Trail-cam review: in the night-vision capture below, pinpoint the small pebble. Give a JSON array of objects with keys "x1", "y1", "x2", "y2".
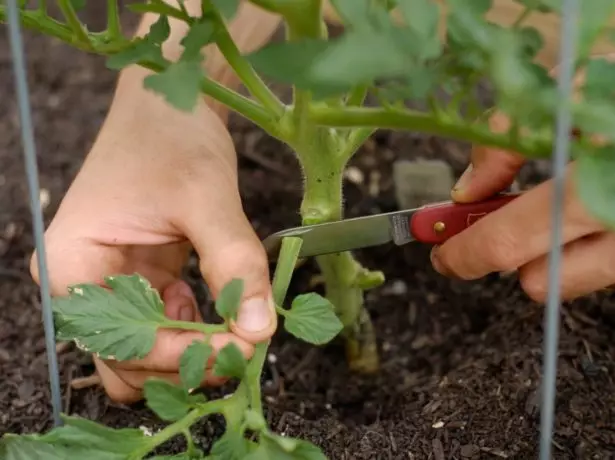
[
  {"x1": 344, "y1": 166, "x2": 364, "y2": 184},
  {"x1": 393, "y1": 159, "x2": 454, "y2": 209},
  {"x1": 383, "y1": 279, "x2": 408, "y2": 296},
  {"x1": 39, "y1": 188, "x2": 50, "y2": 210},
  {"x1": 432, "y1": 421, "x2": 444, "y2": 429}
]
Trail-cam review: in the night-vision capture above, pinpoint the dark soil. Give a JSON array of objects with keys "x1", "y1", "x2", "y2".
[{"x1": 2, "y1": 6, "x2": 615, "y2": 460}]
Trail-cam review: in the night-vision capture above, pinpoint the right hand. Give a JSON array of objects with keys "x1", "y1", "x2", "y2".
[{"x1": 30, "y1": 67, "x2": 277, "y2": 403}]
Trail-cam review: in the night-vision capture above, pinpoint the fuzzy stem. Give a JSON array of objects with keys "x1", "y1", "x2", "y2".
[
  {"x1": 234, "y1": 237, "x2": 304, "y2": 419},
  {"x1": 57, "y1": 0, "x2": 89, "y2": 44},
  {"x1": 135, "y1": 399, "x2": 227, "y2": 457},
  {"x1": 213, "y1": 11, "x2": 285, "y2": 117},
  {"x1": 295, "y1": 132, "x2": 381, "y2": 373},
  {"x1": 309, "y1": 105, "x2": 553, "y2": 158},
  {"x1": 163, "y1": 320, "x2": 228, "y2": 335},
  {"x1": 38, "y1": 0, "x2": 46, "y2": 14}
]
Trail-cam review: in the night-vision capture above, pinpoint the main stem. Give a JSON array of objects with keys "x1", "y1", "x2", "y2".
[{"x1": 293, "y1": 131, "x2": 380, "y2": 373}]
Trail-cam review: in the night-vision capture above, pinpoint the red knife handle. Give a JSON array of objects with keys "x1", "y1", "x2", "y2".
[{"x1": 409, "y1": 193, "x2": 521, "y2": 244}]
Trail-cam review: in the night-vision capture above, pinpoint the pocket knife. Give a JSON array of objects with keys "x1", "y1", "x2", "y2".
[{"x1": 262, "y1": 193, "x2": 520, "y2": 260}]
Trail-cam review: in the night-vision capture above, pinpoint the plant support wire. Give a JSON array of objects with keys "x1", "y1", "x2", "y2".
[
  {"x1": 5, "y1": 0, "x2": 63, "y2": 427},
  {"x1": 539, "y1": 0, "x2": 578, "y2": 458}
]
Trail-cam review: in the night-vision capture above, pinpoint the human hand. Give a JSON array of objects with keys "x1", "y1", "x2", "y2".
[
  {"x1": 30, "y1": 66, "x2": 277, "y2": 403},
  {"x1": 429, "y1": 111, "x2": 613, "y2": 302}
]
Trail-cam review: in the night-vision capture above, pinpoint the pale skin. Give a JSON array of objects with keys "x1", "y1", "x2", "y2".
[{"x1": 30, "y1": 1, "x2": 615, "y2": 403}]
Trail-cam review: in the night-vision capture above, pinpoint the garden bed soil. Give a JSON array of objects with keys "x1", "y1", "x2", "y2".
[{"x1": 1, "y1": 7, "x2": 615, "y2": 459}]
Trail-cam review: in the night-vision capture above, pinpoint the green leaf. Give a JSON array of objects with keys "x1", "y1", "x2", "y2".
[
  {"x1": 52, "y1": 274, "x2": 168, "y2": 361},
  {"x1": 307, "y1": 31, "x2": 410, "y2": 85},
  {"x1": 247, "y1": 38, "x2": 350, "y2": 97},
  {"x1": 215, "y1": 278, "x2": 244, "y2": 321},
  {"x1": 398, "y1": 0, "x2": 440, "y2": 44},
  {"x1": 150, "y1": 15, "x2": 171, "y2": 42},
  {"x1": 329, "y1": 0, "x2": 372, "y2": 31},
  {"x1": 583, "y1": 58, "x2": 615, "y2": 102},
  {"x1": 518, "y1": 26, "x2": 543, "y2": 58},
  {"x1": 210, "y1": 430, "x2": 251, "y2": 459},
  {"x1": 106, "y1": 15, "x2": 170, "y2": 70},
  {"x1": 180, "y1": 19, "x2": 215, "y2": 61},
  {"x1": 246, "y1": 432, "x2": 326, "y2": 459},
  {"x1": 1, "y1": 435, "x2": 124, "y2": 460},
  {"x1": 212, "y1": 342, "x2": 247, "y2": 379},
  {"x1": 179, "y1": 340, "x2": 213, "y2": 391},
  {"x1": 127, "y1": 0, "x2": 190, "y2": 21},
  {"x1": 576, "y1": 148, "x2": 615, "y2": 227},
  {"x1": 143, "y1": 378, "x2": 205, "y2": 421},
  {"x1": 2, "y1": 436, "x2": 64, "y2": 460},
  {"x1": 577, "y1": 0, "x2": 615, "y2": 60},
  {"x1": 212, "y1": 0, "x2": 240, "y2": 20},
  {"x1": 283, "y1": 293, "x2": 343, "y2": 345},
  {"x1": 39, "y1": 415, "x2": 147, "y2": 451},
  {"x1": 144, "y1": 59, "x2": 203, "y2": 111}
]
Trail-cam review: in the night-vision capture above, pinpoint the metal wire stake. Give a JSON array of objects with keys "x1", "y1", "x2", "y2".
[
  {"x1": 539, "y1": 0, "x2": 578, "y2": 457},
  {"x1": 5, "y1": 0, "x2": 63, "y2": 427}
]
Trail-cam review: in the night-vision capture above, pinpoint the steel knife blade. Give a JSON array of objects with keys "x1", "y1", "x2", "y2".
[{"x1": 262, "y1": 193, "x2": 521, "y2": 260}]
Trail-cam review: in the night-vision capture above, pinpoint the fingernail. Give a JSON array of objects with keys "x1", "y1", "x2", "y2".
[
  {"x1": 236, "y1": 297, "x2": 272, "y2": 333},
  {"x1": 179, "y1": 305, "x2": 194, "y2": 322},
  {"x1": 452, "y1": 164, "x2": 474, "y2": 193}
]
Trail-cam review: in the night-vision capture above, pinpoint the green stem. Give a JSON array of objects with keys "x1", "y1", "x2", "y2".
[
  {"x1": 309, "y1": 106, "x2": 553, "y2": 158},
  {"x1": 346, "y1": 85, "x2": 369, "y2": 107},
  {"x1": 272, "y1": 237, "x2": 304, "y2": 306},
  {"x1": 163, "y1": 320, "x2": 228, "y2": 335},
  {"x1": 0, "y1": 8, "x2": 75, "y2": 44},
  {"x1": 341, "y1": 127, "x2": 376, "y2": 162},
  {"x1": 182, "y1": 429, "x2": 198, "y2": 456},
  {"x1": 137, "y1": 60, "x2": 280, "y2": 136},
  {"x1": 296, "y1": 135, "x2": 381, "y2": 373},
  {"x1": 106, "y1": 0, "x2": 121, "y2": 39},
  {"x1": 213, "y1": 12, "x2": 285, "y2": 117},
  {"x1": 135, "y1": 400, "x2": 227, "y2": 457},
  {"x1": 57, "y1": 0, "x2": 89, "y2": 44},
  {"x1": 199, "y1": 78, "x2": 280, "y2": 135},
  {"x1": 38, "y1": 0, "x2": 46, "y2": 14},
  {"x1": 245, "y1": 237, "x2": 304, "y2": 415}
]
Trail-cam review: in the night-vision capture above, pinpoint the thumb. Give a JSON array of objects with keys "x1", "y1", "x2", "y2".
[
  {"x1": 452, "y1": 112, "x2": 525, "y2": 203},
  {"x1": 178, "y1": 186, "x2": 277, "y2": 345}
]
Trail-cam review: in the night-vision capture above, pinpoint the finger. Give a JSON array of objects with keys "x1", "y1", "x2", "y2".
[
  {"x1": 452, "y1": 111, "x2": 526, "y2": 203},
  {"x1": 110, "y1": 330, "x2": 253, "y2": 372},
  {"x1": 176, "y1": 163, "x2": 276, "y2": 344},
  {"x1": 431, "y1": 164, "x2": 605, "y2": 280},
  {"x1": 518, "y1": 232, "x2": 615, "y2": 303},
  {"x1": 162, "y1": 279, "x2": 203, "y2": 322},
  {"x1": 113, "y1": 368, "x2": 228, "y2": 392},
  {"x1": 94, "y1": 356, "x2": 142, "y2": 404}
]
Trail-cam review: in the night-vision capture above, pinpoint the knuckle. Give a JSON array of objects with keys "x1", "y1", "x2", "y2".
[{"x1": 201, "y1": 239, "x2": 270, "y2": 295}]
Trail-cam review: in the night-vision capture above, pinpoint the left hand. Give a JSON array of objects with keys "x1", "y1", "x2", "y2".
[{"x1": 429, "y1": 112, "x2": 614, "y2": 303}]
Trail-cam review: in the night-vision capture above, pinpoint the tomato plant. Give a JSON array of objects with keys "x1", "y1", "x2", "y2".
[{"x1": 1, "y1": 0, "x2": 615, "y2": 458}]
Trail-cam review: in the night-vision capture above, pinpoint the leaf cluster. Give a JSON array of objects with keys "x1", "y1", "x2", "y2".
[{"x1": 2, "y1": 259, "x2": 339, "y2": 458}]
